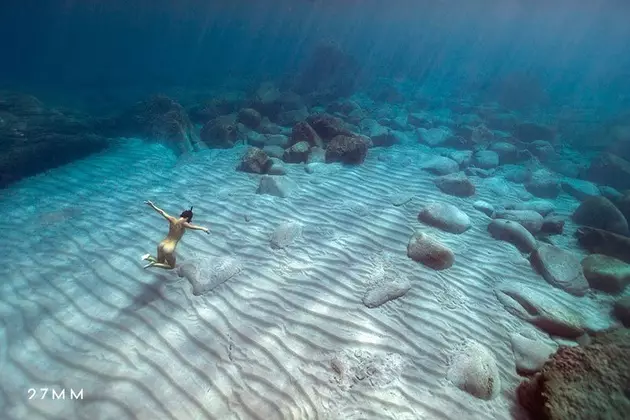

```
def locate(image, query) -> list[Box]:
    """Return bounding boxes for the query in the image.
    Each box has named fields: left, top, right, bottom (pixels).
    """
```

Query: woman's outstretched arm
left=145, top=200, right=175, bottom=222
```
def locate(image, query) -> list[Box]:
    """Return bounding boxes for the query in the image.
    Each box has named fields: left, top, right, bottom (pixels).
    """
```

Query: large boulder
left=325, top=135, right=368, bottom=164
left=517, top=328, right=630, bottom=420
left=530, top=243, right=589, bottom=296
left=306, top=113, right=353, bottom=142
left=572, top=196, right=629, bottom=236
left=0, top=92, right=110, bottom=187
left=586, top=152, right=630, bottom=190
left=434, top=172, right=476, bottom=197
left=104, top=94, right=200, bottom=152
left=200, top=116, right=239, bottom=148
left=417, top=202, right=471, bottom=234
left=290, top=121, right=323, bottom=148
left=576, top=226, right=630, bottom=264
left=581, top=254, right=630, bottom=294
left=238, top=147, right=271, bottom=174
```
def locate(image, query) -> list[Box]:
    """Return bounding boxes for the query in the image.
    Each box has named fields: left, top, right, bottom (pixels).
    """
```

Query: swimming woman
left=142, top=200, right=209, bottom=269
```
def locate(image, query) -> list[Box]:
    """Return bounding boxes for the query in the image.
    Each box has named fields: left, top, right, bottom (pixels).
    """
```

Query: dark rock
left=586, top=152, right=630, bottom=190
left=421, top=156, right=460, bottom=175
left=612, top=191, right=630, bottom=222
left=581, top=254, right=630, bottom=294
left=514, top=122, right=555, bottom=143
left=517, top=328, right=630, bottom=420
left=407, top=231, right=455, bottom=270
left=541, top=215, right=565, bottom=235
left=572, top=196, right=629, bottom=236
left=238, top=147, right=271, bottom=174
left=434, top=172, right=476, bottom=197
left=576, top=226, right=630, bottom=263
left=489, top=141, right=519, bottom=164
left=306, top=113, right=353, bottom=142
left=472, top=150, right=499, bottom=169
left=561, top=179, right=601, bottom=201
left=237, top=108, right=262, bottom=129
left=188, top=94, right=244, bottom=124
left=107, top=95, right=200, bottom=152
left=290, top=121, right=323, bottom=148
left=418, top=127, right=450, bottom=147
left=200, top=116, right=239, bottom=148
left=325, top=135, right=368, bottom=164
left=528, top=140, right=556, bottom=161
left=407, top=112, right=432, bottom=128
left=613, top=296, right=630, bottom=326
left=283, top=141, right=311, bottom=164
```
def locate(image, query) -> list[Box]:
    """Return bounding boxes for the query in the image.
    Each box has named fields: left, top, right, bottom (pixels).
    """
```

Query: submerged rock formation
left=517, top=328, right=630, bottom=420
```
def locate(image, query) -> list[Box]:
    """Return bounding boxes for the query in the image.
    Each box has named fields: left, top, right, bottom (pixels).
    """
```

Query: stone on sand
left=472, top=150, right=499, bottom=169
left=576, top=226, right=630, bottom=264
left=487, top=219, right=538, bottom=253
left=494, top=209, right=544, bottom=234
left=509, top=333, right=558, bottom=374
left=407, top=231, right=454, bottom=270
left=581, top=254, right=630, bottom=294
left=525, top=169, right=561, bottom=199
left=561, top=178, right=601, bottom=201
left=473, top=200, right=495, bottom=217
left=494, top=284, right=586, bottom=338
left=421, top=156, right=459, bottom=175
left=434, top=172, right=475, bottom=197
left=363, top=277, right=411, bottom=308
left=446, top=340, right=501, bottom=400
left=418, top=202, right=471, bottom=234
left=530, top=243, right=590, bottom=296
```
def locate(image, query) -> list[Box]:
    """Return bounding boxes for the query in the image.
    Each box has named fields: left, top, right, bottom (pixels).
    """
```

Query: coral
left=517, top=328, right=630, bottom=420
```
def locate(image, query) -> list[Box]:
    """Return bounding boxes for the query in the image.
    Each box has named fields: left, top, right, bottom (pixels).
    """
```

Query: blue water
left=1, top=1, right=630, bottom=419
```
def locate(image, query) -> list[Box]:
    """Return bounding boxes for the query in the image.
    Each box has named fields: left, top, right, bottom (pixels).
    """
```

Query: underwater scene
left=1, top=0, right=630, bottom=419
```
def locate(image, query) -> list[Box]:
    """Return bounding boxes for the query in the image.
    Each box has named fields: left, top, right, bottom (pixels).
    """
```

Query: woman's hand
left=203, top=227, right=210, bottom=234
left=145, top=200, right=155, bottom=207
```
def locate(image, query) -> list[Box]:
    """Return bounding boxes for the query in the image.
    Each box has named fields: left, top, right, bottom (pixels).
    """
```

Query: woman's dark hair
left=180, top=206, right=193, bottom=222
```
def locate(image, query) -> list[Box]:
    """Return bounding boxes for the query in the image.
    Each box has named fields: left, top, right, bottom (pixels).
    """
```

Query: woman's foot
left=142, top=254, right=157, bottom=262
left=143, top=262, right=155, bottom=269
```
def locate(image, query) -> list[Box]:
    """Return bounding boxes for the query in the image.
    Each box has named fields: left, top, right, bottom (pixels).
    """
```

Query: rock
left=473, top=200, right=495, bottom=217
left=599, top=185, right=623, bottom=201
left=612, top=190, right=630, bottom=222
left=572, top=196, right=629, bottom=236
left=548, top=159, right=584, bottom=178
left=447, top=150, right=473, bottom=167
left=576, top=226, right=630, bottom=263
left=465, top=167, right=495, bottom=178
left=488, top=219, right=538, bottom=253
left=473, top=150, right=500, bottom=169
left=421, top=156, right=460, bottom=175
left=256, top=175, right=296, bottom=198
left=369, top=126, right=401, bottom=147
left=528, top=140, right=556, bottom=161
left=561, top=178, right=601, bottom=201
left=306, top=113, right=353, bottom=142
left=238, top=147, right=271, bottom=174
left=495, top=209, right=544, bottom=234
left=283, top=141, right=311, bottom=164
left=307, top=147, right=326, bottom=164
left=407, top=112, right=432, bottom=128
left=525, top=169, right=561, bottom=198
left=514, top=122, right=555, bottom=143
left=237, top=108, right=262, bottom=129
left=541, top=215, right=565, bottom=235
left=262, top=145, right=285, bottom=159
left=200, top=116, right=239, bottom=148
left=509, top=334, right=557, bottom=374
left=517, top=328, right=630, bottom=420
left=290, top=121, right=323, bottom=148
left=111, top=94, right=200, bottom=152
left=434, top=172, right=475, bottom=197
left=530, top=243, right=590, bottom=296
left=504, top=200, right=555, bottom=216
left=417, top=202, right=471, bottom=234
left=267, top=158, right=286, bottom=175
left=494, top=283, right=586, bottom=338
left=418, top=127, right=451, bottom=147
left=277, top=107, right=309, bottom=126
left=407, top=231, right=455, bottom=270
left=262, top=134, right=290, bottom=148
left=586, top=152, right=630, bottom=190
left=613, top=297, right=630, bottom=326
left=581, top=254, right=630, bottom=294
left=490, top=141, right=519, bottom=164
left=446, top=340, right=501, bottom=400
left=499, top=164, right=530, bottom=183
left=325, top=135, right=369, bottom=164
left=362, top=277, right=411, bottom=308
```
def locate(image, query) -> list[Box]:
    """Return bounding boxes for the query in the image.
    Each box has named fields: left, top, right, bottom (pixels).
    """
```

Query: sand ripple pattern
left=0, top=141, right=595, bottom=419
